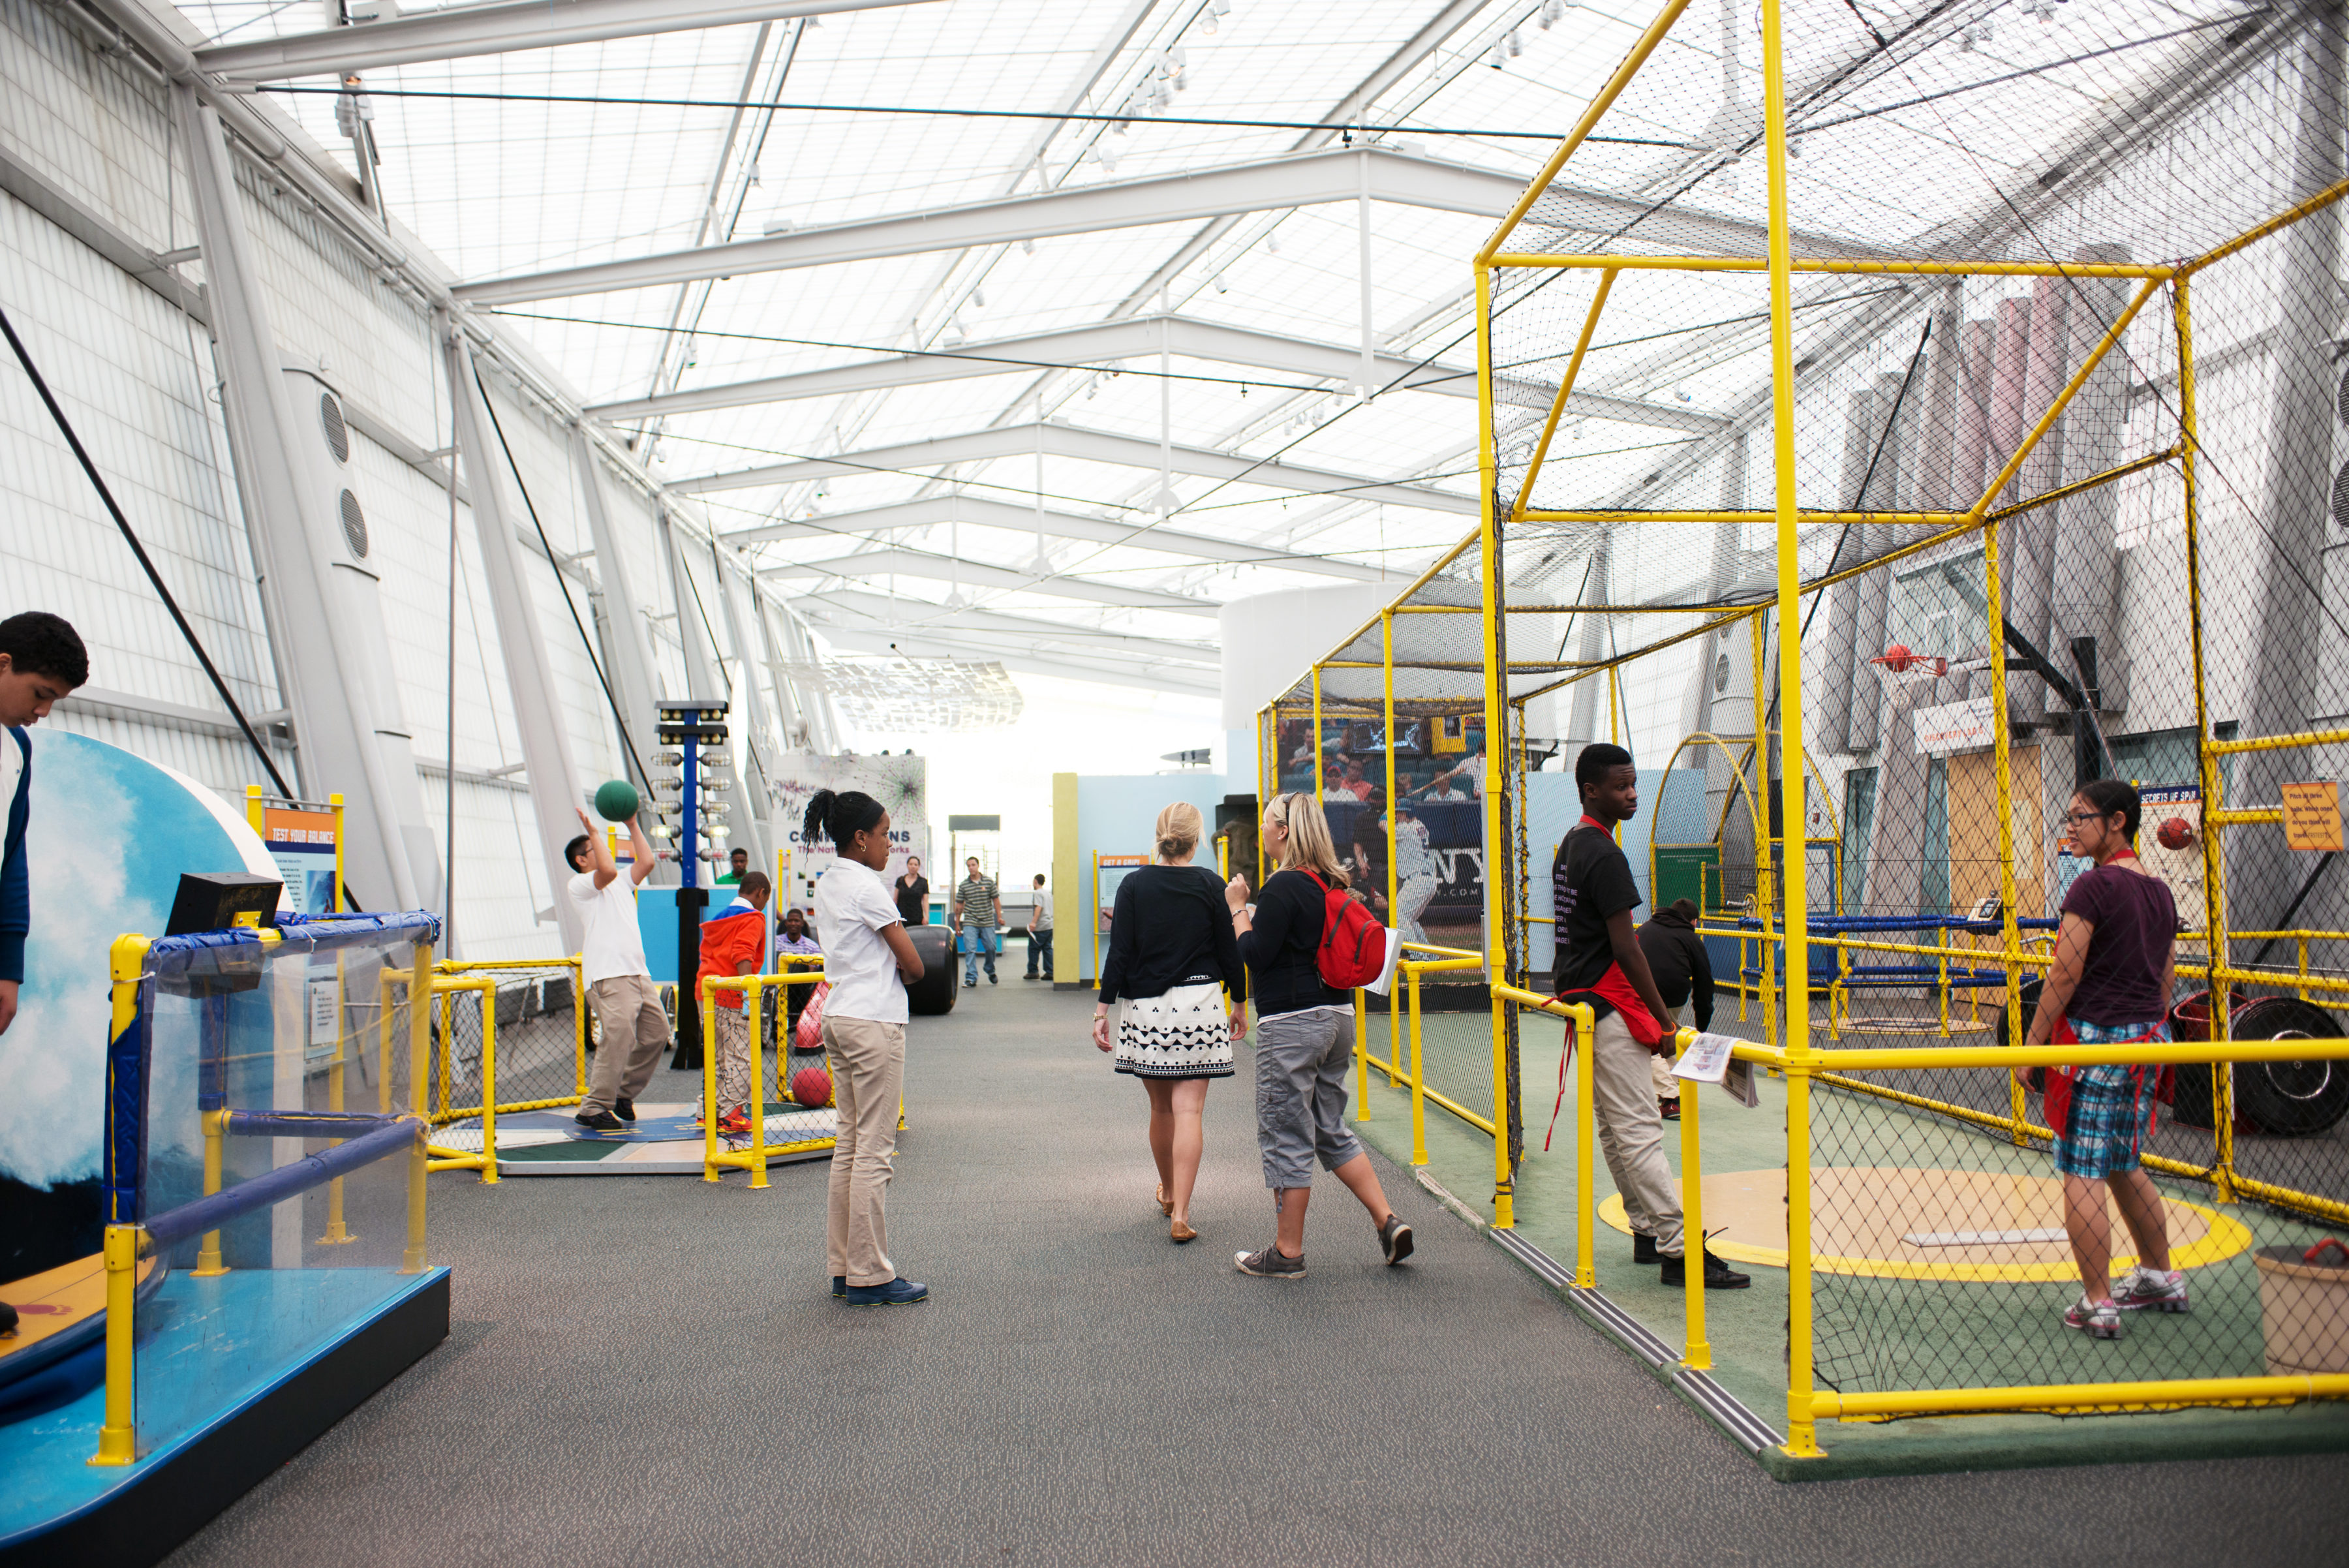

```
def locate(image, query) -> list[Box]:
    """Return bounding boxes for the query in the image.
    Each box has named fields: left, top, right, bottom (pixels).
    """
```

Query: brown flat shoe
left=1156, top=1182, right=1173, bottom=1217
left=1170, top=1220, right=1198, bottom=1244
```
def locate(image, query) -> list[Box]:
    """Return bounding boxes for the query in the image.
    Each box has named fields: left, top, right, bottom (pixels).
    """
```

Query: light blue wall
left=1073, top=773, right=1234, bottom=983
left=1521, top=771, right=1655, bottom=977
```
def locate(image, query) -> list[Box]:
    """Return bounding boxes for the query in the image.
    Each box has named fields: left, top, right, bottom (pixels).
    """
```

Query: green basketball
left=593, top=779, right=640, bottom=822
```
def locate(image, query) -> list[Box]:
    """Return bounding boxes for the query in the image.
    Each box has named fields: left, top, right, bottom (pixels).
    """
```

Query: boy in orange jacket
left=698, top=871, right=772, bottom=1135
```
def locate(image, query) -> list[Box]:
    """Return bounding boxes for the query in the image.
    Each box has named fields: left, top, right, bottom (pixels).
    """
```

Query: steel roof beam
left=196, top=0, right=934, bottom=81
left=585, top=313, right=1721, bottom=433
left=760, top=547, right=1220, bottom=615
left=672, top=420, right=1478, bottom=515
left=724, top=493, right=1389, bottom=581
left=797, top=587, right=1218, bottom=658
left=810, top=624, right=1218, bottom=695
left=457, top=145, right=1857, bottom=306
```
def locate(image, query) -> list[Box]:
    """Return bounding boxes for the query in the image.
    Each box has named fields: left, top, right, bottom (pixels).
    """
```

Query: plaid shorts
left=2051, top=1018, right=2167, bottom=1178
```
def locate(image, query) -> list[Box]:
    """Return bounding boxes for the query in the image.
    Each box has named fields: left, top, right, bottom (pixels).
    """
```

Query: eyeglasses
left=2064, top=810, right=2116, bottom=826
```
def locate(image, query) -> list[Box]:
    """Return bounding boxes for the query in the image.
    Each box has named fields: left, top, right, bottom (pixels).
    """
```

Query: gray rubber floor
left=168, top=979, right=2349, bottom=1567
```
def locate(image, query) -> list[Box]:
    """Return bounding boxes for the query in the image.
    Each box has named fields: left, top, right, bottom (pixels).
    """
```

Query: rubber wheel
left=2230, top=996, right=2349, bottom=1136
left=904, top=924, right=958, bottom=1017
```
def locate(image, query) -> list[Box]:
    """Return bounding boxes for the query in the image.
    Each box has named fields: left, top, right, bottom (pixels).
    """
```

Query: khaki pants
left=714, top=1004, right=751, bottom=1111
left=824, top=1015, right=906, bottom=1287
left=1651, top=1003, right=1684, bottom=1099
left=1589, top=1007, right=1683, bottom=1258
left=583, top=974, right=669, bottom=1116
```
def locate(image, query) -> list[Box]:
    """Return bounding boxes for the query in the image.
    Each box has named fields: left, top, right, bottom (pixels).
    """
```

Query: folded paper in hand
left=1672, top=1031, right=1759, bottom=1108
left=1363, top=929, right=1406, bottom=996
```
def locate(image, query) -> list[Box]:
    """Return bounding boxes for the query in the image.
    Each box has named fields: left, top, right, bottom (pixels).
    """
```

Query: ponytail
left=802, top=788, right=885, bottom=852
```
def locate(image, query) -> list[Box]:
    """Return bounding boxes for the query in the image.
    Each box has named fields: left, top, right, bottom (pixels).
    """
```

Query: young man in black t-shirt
left=1554, top=744, right=1749, bottom=1289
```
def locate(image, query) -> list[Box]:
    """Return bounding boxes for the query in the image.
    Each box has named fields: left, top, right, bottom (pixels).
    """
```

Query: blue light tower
left=657, top=698, right=728, bottom=1064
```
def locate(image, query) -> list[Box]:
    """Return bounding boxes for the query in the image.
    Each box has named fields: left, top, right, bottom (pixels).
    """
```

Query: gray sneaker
left=2113, top=1267, right=2190, bottom=1313
left=1235, top=1244, right=1305, bottom=1279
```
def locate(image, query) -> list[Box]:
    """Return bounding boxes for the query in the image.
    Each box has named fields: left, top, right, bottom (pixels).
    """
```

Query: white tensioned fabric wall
left=0, top=0, right=690, bottom=960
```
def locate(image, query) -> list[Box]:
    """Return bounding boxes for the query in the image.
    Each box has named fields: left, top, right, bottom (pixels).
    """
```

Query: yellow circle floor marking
left=1595, top=1166, right=2255, bottom=1281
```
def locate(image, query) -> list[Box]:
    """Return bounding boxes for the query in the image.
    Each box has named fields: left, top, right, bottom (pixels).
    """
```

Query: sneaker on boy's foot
left=573, top=1108, right=624, bottom=1132
left=1235, top=1244, right=1306, bottom=1279
left=2114, top=1267, right=2190, bottom=1313
left=1377, top=1214, right=1415, bottom=1267
left=2065, top=1296, right=2123, bottom=1338
left=1633, top=1232, right=1660, bottom=1265
left=844, top=1277, right=928, bottom=1305
left=831, top=1276, right=846, bottom=1299
left=1660, top=1245, right=1751, bottom=1289
left=716, top=1105, right=753, bottom=1137
left=1659, top=1096, right=1681, bottom=1120
left=613, top=1097, right=636, bottom=1123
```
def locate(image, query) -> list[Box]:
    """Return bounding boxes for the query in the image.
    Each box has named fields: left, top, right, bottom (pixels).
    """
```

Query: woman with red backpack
left=2019, top=777, right=2186, bottom=1340
left=1224, top=792, right=1413, bottom=1279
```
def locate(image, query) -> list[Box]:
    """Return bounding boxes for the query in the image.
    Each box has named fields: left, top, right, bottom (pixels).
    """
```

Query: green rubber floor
left=1346, top=1006, right=2349, bottom=1480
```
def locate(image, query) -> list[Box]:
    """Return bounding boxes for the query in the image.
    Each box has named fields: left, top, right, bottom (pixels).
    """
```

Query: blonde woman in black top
left=1093, top=802, right=1248, bottom=1242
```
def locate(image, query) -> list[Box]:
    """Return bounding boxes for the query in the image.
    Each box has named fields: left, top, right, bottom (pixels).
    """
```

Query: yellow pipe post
left=320, top=957, right=355, bottom=1241
left=747, top=977, right=769, bottom=1190
left=192, top=1105, right=228, bottom=1277
left=403, top=936, right=433, bottom=1274
left=477, top=991, right=499, bottom=1184
left=1385, top=612, right=1404, bottom=1081
left=2173, top=277, right=2238, bottom=1203
left=572, top=955, right=589, bottom=1099
left=1676, top=1029, right=1709, bottom=1370
left=1981, top=493, right=2029, bottom=1145
left=1571, top=999, right=1597, bottom=1286
left=1475, top=256, right=1514, bottom=1230
left=1408, top=963, right=1428, bottom=1165
left=1750, top=615, right=1778, bottom=1053
left=701, top=976, right=722, bottom=1183
left=1354, top=990, right=1370, bottom=1121
left=330, top=793, right=344, bottom=912
left=88, top=1223, right=141, bottom=1466
left=1311, top=666, right=1325, bottom=799
left=1757, top=0, right=1822, bottom=1462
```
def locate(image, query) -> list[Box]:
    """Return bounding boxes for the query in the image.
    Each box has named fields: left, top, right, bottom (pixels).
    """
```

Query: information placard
left=2281, top=780, right=2342, bottom=852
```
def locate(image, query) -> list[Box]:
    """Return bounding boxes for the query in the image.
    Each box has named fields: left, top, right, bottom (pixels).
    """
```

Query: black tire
left=2167, top=990, right=2230, bottom=1128
left=904, top=924, right=958, bottom=1017
left=1995, top=977, right=2047, bottom=1091
left=2230, top=996, right=2349, bottom=1136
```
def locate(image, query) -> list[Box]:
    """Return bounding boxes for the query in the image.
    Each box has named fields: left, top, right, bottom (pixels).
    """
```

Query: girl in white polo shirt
left=806, top=788, right=929, bottom=1306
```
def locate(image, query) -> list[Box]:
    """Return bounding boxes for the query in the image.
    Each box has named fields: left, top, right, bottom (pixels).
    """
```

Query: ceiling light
left=971, top=288, right=985, bottom=308
left=1506, top=27, right=1523, bottom=57
left=1021, top=238, right=1036, bottom=254
left=1264, top=231, right=1280, bottom=255
left=1539, top=0, right=1565, bottom=27
left=1488, top=38, right=1507, bottom=69
left=1212, top=273, right=1228, bottom=294
left=1203, top=0, right=1231, bottom=33
left=762, top=216, right=797, bottom=236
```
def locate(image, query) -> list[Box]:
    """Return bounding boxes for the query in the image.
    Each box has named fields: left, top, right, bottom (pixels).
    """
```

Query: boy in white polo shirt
left=567, top=807, right=664, bottom=1131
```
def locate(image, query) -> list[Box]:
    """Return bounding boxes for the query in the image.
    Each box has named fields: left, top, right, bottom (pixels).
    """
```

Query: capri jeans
left=1253, top=1006, right=1363, bottom=1190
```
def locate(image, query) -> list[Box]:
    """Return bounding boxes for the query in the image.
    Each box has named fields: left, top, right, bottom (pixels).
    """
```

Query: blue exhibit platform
left=0, top=1266, right=448, bottom=1567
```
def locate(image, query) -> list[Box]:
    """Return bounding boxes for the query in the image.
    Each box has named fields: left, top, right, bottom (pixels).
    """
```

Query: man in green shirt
left=716, top=846, right=748, bottom=885
left=952, top=857, right=1002, bottom=987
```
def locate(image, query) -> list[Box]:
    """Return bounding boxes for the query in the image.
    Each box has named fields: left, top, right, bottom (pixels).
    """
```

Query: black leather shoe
left=1633, top=1231, right=1659, bottom=1265
left=614, top=1097, right=636, bottom=1123
left=574, top=1108, right=624, bottom=1132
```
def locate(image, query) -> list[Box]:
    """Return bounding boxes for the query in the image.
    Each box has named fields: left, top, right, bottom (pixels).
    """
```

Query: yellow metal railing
left=423, top=974, right=499, bottom=1184
left=699, top=968, right=834, bottom=1186
left=1354, top=944, right=1490, bottom=1173
left=431, top=956, right=589, bottom=1120
left=93, top=940, right=435, bottom=1468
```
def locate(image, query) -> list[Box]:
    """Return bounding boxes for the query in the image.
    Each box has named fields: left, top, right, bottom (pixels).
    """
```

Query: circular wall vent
left=2333, top=461, right=2349, bottom=532
left=319, top=391, right=350, bottom=463
left=1713, top=653, right=1732, bottom=694
left=338, top=489, right=370, bottom=559
left=2337, top=367, right=2349, bottom=429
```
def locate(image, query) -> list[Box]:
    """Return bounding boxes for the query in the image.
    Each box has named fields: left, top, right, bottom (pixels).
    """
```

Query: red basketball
left=2157, top=816, right=2195, bottom=852
left=1880, top=643, right=1914, bottom=672
left=790, top=1066, right=833, bottom=1109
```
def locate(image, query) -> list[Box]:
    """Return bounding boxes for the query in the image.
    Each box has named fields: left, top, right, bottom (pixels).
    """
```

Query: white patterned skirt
left=1113, top=979, right=1235, bottom=1080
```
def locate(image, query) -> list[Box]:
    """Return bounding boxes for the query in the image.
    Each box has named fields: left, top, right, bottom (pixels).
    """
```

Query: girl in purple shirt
left=2019, top=778, right=2187, bottom=1340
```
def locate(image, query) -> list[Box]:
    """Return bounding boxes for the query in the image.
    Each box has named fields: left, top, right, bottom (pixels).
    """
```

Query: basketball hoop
left=1870, top=643, right=1948, bottom=678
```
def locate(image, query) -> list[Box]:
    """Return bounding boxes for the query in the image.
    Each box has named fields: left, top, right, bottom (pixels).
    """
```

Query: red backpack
left=1298, top=870, right=1389, bottom=990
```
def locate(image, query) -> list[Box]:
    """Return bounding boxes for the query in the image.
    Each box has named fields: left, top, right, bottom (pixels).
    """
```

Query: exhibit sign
left=1912, top=696, right=1998, bottom=757
left=255, top=803, right=339, bottom=915
left=2282, top=780, right=2342, bottom=852
left=2138, top=783, right=2205, bottom=917
left=771, top=751, right=930, bottom=915
left=1095, top=855, right=1148, bottom=935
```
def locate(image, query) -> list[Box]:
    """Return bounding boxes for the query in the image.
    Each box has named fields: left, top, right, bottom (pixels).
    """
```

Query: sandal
left=1171, top=1220, right=1198, bottom=1244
